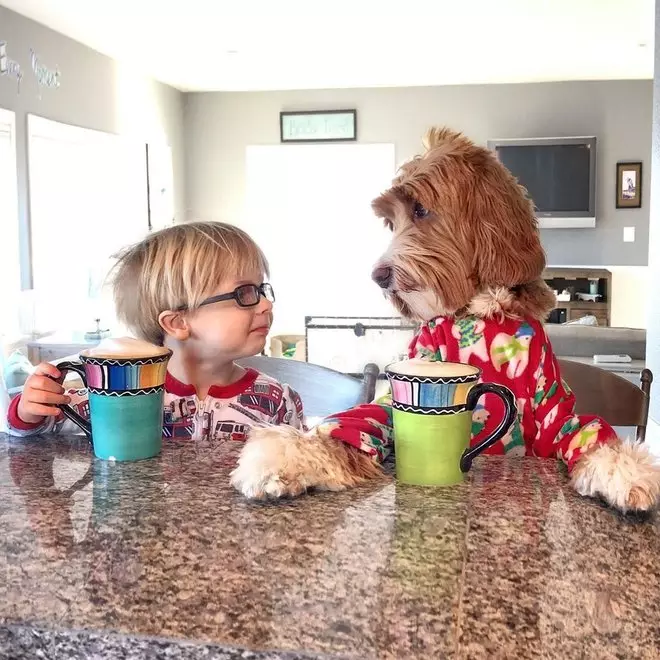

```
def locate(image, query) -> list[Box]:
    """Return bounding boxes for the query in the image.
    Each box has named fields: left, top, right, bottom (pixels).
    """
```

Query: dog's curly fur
left=231, top=126, right=660, bottom=513
left=231, top=425, right=383, bottom=500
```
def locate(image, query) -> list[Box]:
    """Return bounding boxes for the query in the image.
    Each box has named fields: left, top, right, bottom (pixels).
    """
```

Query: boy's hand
left=17, top=363, right=71, bottom=425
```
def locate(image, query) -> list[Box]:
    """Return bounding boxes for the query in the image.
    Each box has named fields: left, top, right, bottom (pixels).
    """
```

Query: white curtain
left=0, top=108, right=20, bottom=342
left=27, top=115, right=149, bottom=335
left=244, top=143, right=396, bottom=336
left=0, top=355, right=9, bottom=432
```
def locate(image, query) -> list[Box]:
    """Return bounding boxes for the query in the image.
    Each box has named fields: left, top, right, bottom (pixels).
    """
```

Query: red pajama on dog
left=319, top=314, right=616, bottom=471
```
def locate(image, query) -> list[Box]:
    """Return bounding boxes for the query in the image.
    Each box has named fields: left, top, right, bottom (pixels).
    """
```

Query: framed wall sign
left=616, top=161, right=642, bottom=209
left=280, top=109, right=357, bottom=143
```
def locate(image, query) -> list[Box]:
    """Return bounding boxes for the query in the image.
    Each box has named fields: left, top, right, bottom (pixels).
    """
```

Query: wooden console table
left=543, top=267, right=612, bottom=326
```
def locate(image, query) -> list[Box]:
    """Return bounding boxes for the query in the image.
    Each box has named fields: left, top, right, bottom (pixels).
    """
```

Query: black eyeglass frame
left=176, top=283, right=275, bottom=311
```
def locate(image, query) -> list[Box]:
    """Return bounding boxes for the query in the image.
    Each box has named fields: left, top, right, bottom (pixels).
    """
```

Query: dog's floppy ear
left=466, top=151, right=547, bottom=288
left=422, top=127, right=546, bottom=288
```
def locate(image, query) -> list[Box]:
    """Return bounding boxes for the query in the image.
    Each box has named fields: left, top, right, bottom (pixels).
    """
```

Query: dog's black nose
left=372, top=265, right=393, bottom=289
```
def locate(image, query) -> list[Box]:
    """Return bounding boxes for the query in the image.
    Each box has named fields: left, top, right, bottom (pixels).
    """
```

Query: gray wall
left=0, top=5, right=186, bottom=287
left=184, top=81, right=652, bottom=267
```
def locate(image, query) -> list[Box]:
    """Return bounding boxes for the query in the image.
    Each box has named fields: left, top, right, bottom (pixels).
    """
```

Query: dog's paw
left=231, top=424, right=383, bottom=500
left=233, top=469, right=311, bottom=501
left=571, top=441, right=660, bottom=513
left=230, top=425, right=332, bottom=500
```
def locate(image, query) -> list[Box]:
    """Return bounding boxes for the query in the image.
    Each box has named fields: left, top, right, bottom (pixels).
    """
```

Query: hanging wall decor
left=30, top=49, right=60, bottom=94
left=0, top=40, right=23, bottom=93
left=280, top=110, right=357, bottom=143
left=616, top=161, right=642, bottom=209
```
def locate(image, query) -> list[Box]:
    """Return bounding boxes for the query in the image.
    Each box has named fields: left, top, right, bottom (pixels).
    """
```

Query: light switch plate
left=623, top=226, right=635, bottom=243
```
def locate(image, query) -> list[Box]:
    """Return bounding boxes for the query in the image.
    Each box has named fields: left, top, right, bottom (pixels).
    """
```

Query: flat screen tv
left=487, top=136, right=597, bottom=229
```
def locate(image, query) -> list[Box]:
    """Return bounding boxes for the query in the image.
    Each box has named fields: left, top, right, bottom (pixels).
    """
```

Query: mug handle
left=52, top=361, right=92, bottom=439
left=460, top=383, right=516, bottom=473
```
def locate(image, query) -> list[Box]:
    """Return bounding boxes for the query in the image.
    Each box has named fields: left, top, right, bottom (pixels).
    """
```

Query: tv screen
left=487, top=137, right=596, bottom=229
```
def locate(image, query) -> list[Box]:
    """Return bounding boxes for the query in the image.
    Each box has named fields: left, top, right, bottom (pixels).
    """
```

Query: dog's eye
left=413, top=201, right=430, bottom=220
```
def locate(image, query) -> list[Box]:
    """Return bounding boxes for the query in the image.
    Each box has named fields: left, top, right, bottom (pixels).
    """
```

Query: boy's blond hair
left=112, top=222, right=269, bottom=345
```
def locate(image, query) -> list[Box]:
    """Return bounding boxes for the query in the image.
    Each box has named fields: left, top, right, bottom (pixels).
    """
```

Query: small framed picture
left=616, top=161, right=642, bottom=209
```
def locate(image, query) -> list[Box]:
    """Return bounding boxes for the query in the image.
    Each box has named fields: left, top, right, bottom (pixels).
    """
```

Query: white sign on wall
left=280, top=110, right=357, bottom=143
left=0, top=40, right=23, bottom=92
left=30, top=49, right=60, bottom=93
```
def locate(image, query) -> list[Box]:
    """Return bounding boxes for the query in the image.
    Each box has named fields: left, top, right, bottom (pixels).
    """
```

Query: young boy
left=7, top=222, right=305, bottom=441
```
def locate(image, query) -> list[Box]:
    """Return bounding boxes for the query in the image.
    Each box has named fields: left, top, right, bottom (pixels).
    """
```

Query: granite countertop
left=1, top=434, right=659, bottom=659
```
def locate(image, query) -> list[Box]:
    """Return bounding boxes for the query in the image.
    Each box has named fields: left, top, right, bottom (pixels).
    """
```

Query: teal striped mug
left=56, top=338, right=171, bottom=462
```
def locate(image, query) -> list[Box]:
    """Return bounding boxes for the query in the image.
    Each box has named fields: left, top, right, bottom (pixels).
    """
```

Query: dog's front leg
left=571, top=440, right=660, bottom=512
left=230, top=425, right=383, bottom=500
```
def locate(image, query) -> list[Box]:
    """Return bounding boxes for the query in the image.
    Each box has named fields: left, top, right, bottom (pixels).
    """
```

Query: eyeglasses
left=178, top=283, right=275, bottom=311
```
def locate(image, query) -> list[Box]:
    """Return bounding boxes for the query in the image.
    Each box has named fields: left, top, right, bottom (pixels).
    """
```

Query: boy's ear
left=158, top=310, right=191, bottom=341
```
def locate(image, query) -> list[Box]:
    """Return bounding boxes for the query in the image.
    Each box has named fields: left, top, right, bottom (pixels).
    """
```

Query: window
left=27, top=115, right=149, bottom=334
left=0, top=107, right=20, bottom=340
left=244, top=144, right=396, bottom=336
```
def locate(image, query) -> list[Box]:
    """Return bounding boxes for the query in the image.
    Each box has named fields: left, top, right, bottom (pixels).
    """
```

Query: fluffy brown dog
left=231, top=127, right=660, bottom=513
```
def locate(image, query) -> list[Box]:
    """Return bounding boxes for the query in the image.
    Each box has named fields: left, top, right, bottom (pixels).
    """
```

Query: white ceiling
left=2, top=0, right=655, bottom=92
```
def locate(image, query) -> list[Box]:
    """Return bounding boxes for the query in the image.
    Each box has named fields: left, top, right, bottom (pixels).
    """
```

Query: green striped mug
left=386, top=359, right=516, bottom=486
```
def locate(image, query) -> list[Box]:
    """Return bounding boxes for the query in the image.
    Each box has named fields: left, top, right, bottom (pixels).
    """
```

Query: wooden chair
left=237, top=356, right=379, bottom=420
left=557, top=359, right=653, bottom=443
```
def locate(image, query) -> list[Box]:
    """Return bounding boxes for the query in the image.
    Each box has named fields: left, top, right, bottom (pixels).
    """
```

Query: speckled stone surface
left=1, top=434, right=659, bottom=659
left=0, top=625, right=331, bottom=659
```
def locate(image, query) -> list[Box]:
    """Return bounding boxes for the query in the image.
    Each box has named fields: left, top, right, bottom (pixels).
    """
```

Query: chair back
left=237, top=356, right=379, bottom=420
left=557, top=359, right=652, bottom=442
